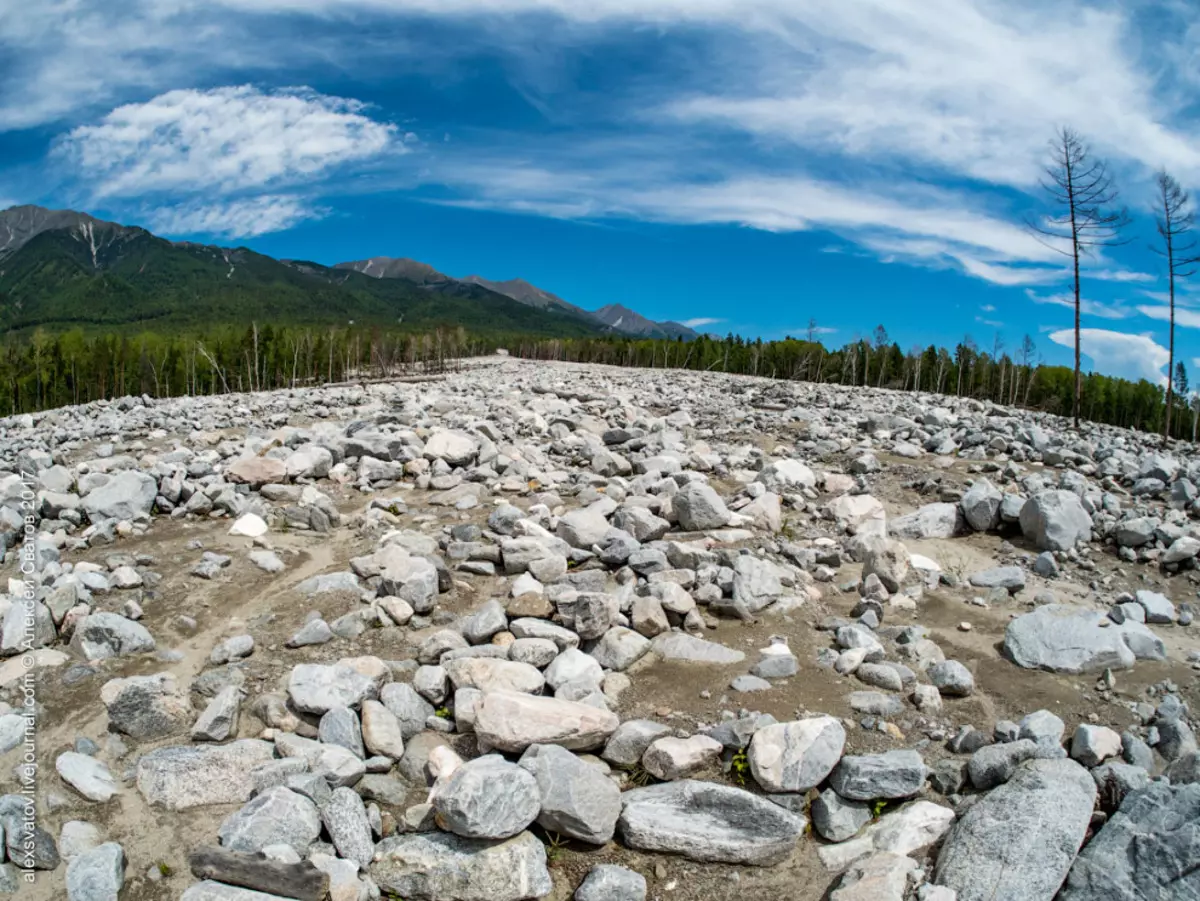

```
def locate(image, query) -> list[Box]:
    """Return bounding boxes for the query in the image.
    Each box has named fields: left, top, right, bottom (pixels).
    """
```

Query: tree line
left=515, top=328, right=1197, bottom=439
left=2, top=321, right=1197, bottom=440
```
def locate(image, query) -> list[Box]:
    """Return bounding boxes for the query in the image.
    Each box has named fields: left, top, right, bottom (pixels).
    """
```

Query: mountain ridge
left=0, top=205, right=694, bottom=339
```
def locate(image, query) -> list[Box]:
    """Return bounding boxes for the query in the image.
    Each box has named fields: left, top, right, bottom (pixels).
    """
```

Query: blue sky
left=3, top=1, right=1200, bottom=384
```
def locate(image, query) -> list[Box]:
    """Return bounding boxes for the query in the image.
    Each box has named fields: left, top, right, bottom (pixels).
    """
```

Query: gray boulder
left=371, top=831, right=551, bottom=901
left=1134, top=590, right=1176, bottom=624
left=889, top=503, right=961, bottom=540
left=432, top=755, right=540, bottom=840
left=747, top=716, right=846, bottom=793
left=81, top=471, right=156, bottom=522
left=520, top=744, right=621, bottom=844
left=1003, top=605, right=1164, bottom=673
left=66, top=842, right=125, bottom=901
left=618, top=780, right=806, bottom=866
left=935, top=758, right=1096, bottom=901
left=811, top=789, right=872, bottom=843
left=674, top=482, right=732, bottom=531
left=575, top=864, right=647, bottom=901
left=1019, top=490, right=1093, bottom=551
left=69, top=612, right=155, bottom=661
left=862, top=540, right=909, bottom=593
left=218, top=786, right=321, bottom=855
left=287, top=664, right=378, bottom=715
left=136, top=740, right=275, bottom=810
left=829, top=750, right=927, bottom=800
left=968, top=566, right=1025, bottom=592
left=928, top=660, right=975, bottom=697
left=602, top=720, right=673, bottom=767
left=961, top=478, right=1002, bottom=531
left=321, top=786, right=374, bottom=868
left=1060, top=781, right=1200, bottom=901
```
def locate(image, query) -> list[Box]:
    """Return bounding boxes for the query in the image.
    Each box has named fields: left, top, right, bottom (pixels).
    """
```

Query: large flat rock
left=618, top=779, right=805, bottom=866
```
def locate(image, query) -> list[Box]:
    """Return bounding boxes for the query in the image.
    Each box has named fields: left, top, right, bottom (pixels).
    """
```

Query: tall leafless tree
left=1151, top=170, right=1200, bottom=442
left=1027, top=127, right=1130, bottom=428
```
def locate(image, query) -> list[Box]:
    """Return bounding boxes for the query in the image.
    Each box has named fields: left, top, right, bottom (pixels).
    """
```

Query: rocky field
left=0, top=356, right=1197, bottom=901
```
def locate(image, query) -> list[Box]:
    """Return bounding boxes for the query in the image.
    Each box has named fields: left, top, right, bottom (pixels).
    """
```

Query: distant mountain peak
left=593, top=303, right=697, bottom=340
left=333, top=257, right=452, bottom=285
left=0, top=205, right=143, bottom=264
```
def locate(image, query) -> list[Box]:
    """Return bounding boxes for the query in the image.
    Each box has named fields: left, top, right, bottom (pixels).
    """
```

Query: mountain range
left=0, top=206, right=697, bottom=339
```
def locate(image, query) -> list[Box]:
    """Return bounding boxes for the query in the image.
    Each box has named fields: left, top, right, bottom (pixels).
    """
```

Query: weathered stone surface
left=928, top=660, right=975, bottom=697
left=1059, top=781, right=1200, bottom=901
left=862, top=540, right=909, bottom=592
left=380, top=682, right=436, bottom=741
left=136, top=740, right=276, bottom=810
left=642, top=734, right=723, bottom=781
left=65, top=842, right=125, bottom=901
left=748, top=717, right=846, bottom=793
left=217, top=786, right=321, bottom=855
left=935, top=758, right=1096, bottom=901
left=81, top=470, right=157, bottom=521
left=961, top=478, right=1002, bottom=531
left=371, top=831, right=552, bottom=901
left=69, top=612, right=155, bottom=661
left=889, top=503, right=960, bottom=540
left=56, top=751, right=119, bottom=802
left=1070, top=724, right=1121, bottom=768
left=811, top=789, right=872, bottom=843
left=287, top=664, right=378, bottom=714
left=432, top=755, right=540, bottom=840
left=1003, top=605, right=1164, bottom=673
left=520, top=744, right=622, bottom=844
left=575, top=864, right=647, bottom=901
left=102, top=672, right=192, bottom=740
left=618, top=780, right=805, bottom=866
left=443, top=657, right=545, bottom=695
left=830, top=750, right=927, bottom=801
left=830, top=852, right=918, bottom=901
left=674, top=482, right=732, bottom=531
left=650, top=632, right=744, bottom=664
left=590, top=627, right=650, bottom=671
left=321, top=786, right=375, bottom=868
left=1019, top=490, right=1093, bottom=551
left=474, top=690, right=619, bottom=753
left=602, top=720, right=673, bottom=767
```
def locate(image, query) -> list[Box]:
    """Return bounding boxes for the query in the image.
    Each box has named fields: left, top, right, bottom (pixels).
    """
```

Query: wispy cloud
left=6, top=0, right=1198, bottom=283
left=145, top=195, right=324, bottom=238
left=1136, top=304, right=1200, bottom=329
left=680, top=317, right=723, bottom=328
left=57, top=86, right=396, bottom=198
left=1049, top=327, right=1170, bottom=384
left=1026, top=289, right=1131, bottom=320
left=53, top=85, right=395, bottom=236
left=980, top=304, right=996, bottom=312
left=975, top=316, right=1003, bottom=328
left=1089, top=269, right=1156, bottom=283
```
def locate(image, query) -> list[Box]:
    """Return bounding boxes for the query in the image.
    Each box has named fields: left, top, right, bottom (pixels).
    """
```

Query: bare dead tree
left=1027, top=126, right=1130, bottom=428
left=1151, top=170, right=1200, bottom=441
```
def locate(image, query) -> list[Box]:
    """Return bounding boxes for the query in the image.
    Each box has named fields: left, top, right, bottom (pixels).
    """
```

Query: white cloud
left=976, top=316, right=1003, bottom=328
left=1090, top=269, right=1156, bottom=283
left=660, top=2, right=1200, bottom=187
left=980, top=304, right=996, bottom=312
left=57, top=86, right=396, bottom=198
left=1049, top=328, right=1170, bottom=384
left=1136, top=304, right=1200, bottom=329
left=680, top=317, right=723, bottom=328
left=145, top=195, right=323, bottom=238
left=1027, top=289, right=1131, bottom=320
